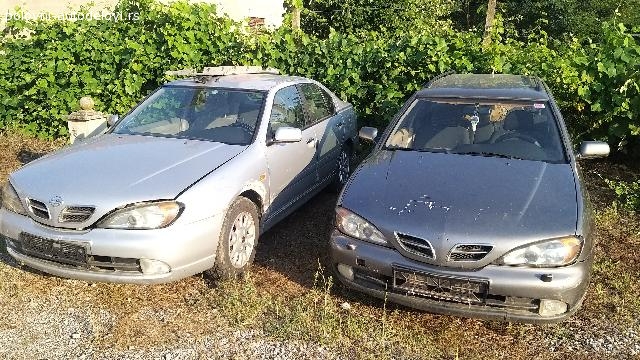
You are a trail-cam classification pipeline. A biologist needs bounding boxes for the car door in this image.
[298,82,341,183]
[264,85,318,218]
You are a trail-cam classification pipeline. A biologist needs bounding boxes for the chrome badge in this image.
[49,196,63,207]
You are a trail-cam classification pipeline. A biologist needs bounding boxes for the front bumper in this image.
[0,208,223,284]
[330,230,591,324]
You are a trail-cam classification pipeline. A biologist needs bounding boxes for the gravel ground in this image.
[545,319,640,358]
[0,253,342,360]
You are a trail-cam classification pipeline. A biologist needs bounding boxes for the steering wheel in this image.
[494,132,542,147]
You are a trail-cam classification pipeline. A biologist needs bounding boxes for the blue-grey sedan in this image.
[1,68,357,284]
[330,74,609,323]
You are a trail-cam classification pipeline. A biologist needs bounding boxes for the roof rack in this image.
[423,70,456,88]
[166,66,280,78]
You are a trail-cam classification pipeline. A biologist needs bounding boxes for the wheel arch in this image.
[238,189,264,216]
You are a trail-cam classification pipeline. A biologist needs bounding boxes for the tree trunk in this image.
[292,6,301,31]
[483,0,497,47]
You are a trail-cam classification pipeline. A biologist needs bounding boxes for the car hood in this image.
[340,150,579,267]
[10,134,245,228]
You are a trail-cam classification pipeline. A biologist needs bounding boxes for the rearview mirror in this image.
[578,141,610,160]
[359,127,378,142]
[273,127,302,143]
[107,114,119,127]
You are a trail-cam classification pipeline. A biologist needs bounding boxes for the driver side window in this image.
[269,86,305,136]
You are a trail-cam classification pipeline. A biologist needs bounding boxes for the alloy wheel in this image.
[228,211,256,268]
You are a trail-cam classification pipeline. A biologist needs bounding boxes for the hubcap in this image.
[228,211,256,268]
[338,150,350,185]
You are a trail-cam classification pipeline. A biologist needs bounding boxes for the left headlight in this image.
[1,182,28,216]
[336,207,387,246]
[97,201,182,230]
[496,236,583,267]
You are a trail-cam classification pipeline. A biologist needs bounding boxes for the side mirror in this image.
[359,127,378,142]
[577,141,610,160]
[272,127,302,144]
[107,114,119,127]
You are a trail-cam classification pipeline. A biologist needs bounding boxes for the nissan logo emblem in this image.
[49,196,63,207]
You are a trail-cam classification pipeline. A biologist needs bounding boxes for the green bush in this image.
[606,179,640,211]
[0,0,638,153]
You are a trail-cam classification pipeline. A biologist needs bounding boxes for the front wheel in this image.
[330,144,352,192]
[207,197,259,279]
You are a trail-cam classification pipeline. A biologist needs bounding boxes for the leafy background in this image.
[0,0,638,157]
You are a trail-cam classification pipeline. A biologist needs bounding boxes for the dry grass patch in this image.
[0,130,66,185]
[584,207,640,323]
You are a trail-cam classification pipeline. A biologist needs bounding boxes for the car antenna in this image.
[423,70,456,88]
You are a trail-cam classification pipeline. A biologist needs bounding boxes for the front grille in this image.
[448,244,493,262]
[27,199,50,219]
[59,206,95,223]
[396,233,435,259]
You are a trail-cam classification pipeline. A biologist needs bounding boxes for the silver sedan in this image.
[1,68,357,284]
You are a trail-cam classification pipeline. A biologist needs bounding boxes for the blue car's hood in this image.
[340,150,579,266]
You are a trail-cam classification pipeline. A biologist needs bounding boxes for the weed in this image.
[605,178,640,211]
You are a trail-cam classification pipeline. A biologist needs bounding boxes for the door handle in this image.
[306,138,317,148]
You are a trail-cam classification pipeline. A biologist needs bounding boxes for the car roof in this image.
[165,73,311,91]
[418,73,550,101]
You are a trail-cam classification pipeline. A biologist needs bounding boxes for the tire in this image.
[330,143,353,193]
[207,197,259,280]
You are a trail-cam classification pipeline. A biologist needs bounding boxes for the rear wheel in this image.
[207,197,259,279]
[330,144,352,192]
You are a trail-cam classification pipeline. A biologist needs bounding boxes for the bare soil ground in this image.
[0,131,639,359]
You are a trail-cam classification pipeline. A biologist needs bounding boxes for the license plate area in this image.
[393,267,489,304]
[20,233,87,266]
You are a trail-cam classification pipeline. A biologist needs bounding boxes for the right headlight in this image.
[1,182,27,216]
[335,207,387,245]
[496,236,583,267]
[97,201,182,230]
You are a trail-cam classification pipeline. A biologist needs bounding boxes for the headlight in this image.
[497,237,583,267]
[336,207,387,245]
[97,201,182,229]
[1,182,27,216]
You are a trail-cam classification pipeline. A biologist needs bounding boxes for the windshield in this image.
[384,99,567,163]
[113,87,265,145]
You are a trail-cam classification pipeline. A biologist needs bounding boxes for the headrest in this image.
[503,110,534,131]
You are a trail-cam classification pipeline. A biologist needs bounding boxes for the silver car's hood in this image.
[11,134,246,227]
[340,150,579,267]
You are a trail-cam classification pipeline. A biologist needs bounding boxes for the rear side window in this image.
[299,83,334,126]
[269,85,305,133]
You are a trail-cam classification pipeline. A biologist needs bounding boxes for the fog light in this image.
[139,259,171,275]
[539,299,568,317]
[337,263,354,281]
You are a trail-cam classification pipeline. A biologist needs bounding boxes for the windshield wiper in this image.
[385,146,452,154]
[384,146,413,152]
[455,151,526,161]
[416,148,452,154]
